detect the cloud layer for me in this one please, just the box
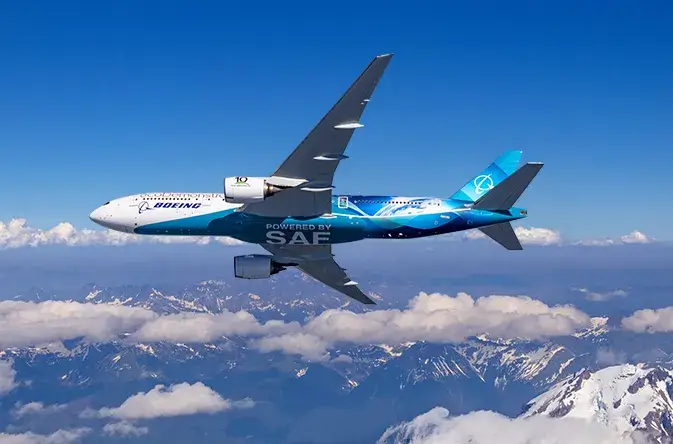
[0,218,657,250]
[376,407,641,444]
[255,292,592,360]
[95,382,253,420]
[0,428,91,444]
[0,300,156,349]
[4,382,249,440]
[0,218,241,249]
[0,292,592,361]
[621,307,673,333]
[464,226,563,246]
[572,287,629,302]
[574,230,654,246]
[12,402,67,419]
[102,421,149,437]
[4,291,672,361]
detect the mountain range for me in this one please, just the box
[3,281,673,443]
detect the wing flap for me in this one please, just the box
[296,260,376,305]
[261,244,376,305]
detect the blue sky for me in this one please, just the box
[1,1,671,240]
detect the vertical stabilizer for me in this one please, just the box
[450,150,522,202]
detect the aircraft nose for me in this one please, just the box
[89,202,114,226]
[89,201,132,233]
[89,206,105,224]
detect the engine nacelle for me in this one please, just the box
[223,176,281,204]
[233,254,286,279]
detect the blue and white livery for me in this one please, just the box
[90,54,544,305]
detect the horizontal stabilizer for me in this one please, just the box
[474,162,543,211]
[479,222,523,250]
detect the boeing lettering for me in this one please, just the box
[153,202,202,209]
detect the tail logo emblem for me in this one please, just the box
[473,174,494,195]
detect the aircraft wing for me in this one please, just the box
[242,53,393,218]
[260,244,376,305]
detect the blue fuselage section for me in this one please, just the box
[133,195,526,245]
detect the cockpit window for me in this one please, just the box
[102,201,110,206]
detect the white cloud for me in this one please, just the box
[576,238,617,246]
[513,227,563,245]
[572,287,628,302]
[95,382,254,420]
[621,307,673,333]
[254,333,332,361]
[0,360,18,396]
[376,407,638,444]
[575,230,655,246]
[0,300,157,349]
[621,230,652,244]
[0,428,91,444]
[4,219,661,250]
[11,402,67,418]
[463,227,658,248]
[130,310,298,344]
[463,226,563,245]
[0,293,591,362]
[102,421,148,437]
[254,292,591,360]
[0,218,241,250]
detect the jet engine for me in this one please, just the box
[224,176,281,203]
[233,254,287,279]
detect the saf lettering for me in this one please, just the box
[266,231,330,245]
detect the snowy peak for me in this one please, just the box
[573,316,610,339]
[523,364,673,443]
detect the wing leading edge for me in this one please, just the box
[242,53,394,218]
[260,244,376,305]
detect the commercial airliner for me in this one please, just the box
[90,53,543,305]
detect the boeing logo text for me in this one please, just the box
[153,202,202,209]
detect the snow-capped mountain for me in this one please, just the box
[523,364,673,443]
[5,282,673,443]
[3,281,621,398]
[24,279,380,321]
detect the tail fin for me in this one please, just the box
[474,162,543,211]
[479,222,522,250]
[474,162,544,250]
[450,150,523,203]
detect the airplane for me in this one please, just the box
[89,53,544,305]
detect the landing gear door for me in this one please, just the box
[337,196,349,209]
